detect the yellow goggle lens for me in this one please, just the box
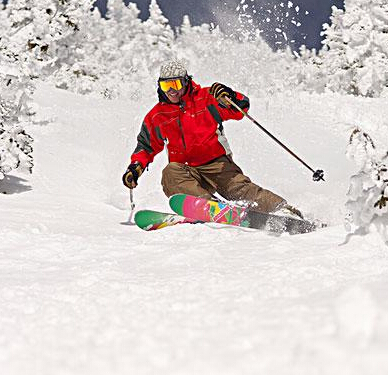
[159,79,183,92]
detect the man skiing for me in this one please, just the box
[123,60,300,216]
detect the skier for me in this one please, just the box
[122,59,301,217]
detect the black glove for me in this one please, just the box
[122,162,143,189]
[374,195,388,209]
[210,82,236,105]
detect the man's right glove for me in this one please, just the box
[122,162,143,189]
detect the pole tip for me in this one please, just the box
[313,169,325,182]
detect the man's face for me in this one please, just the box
[166,86,186,104]
[159,78,186,104]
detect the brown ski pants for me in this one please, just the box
[161,155,285,213]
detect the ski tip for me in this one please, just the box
[134,210,173,230]
[169,194,186,216]
[133,210,149,230]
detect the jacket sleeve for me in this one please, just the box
[217,90,250,121]
[206,87,250,122]
[130,113,165,168]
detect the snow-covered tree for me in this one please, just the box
[174,18,217,74]
[175,19,296,97]
[92,0,175,99]
[345,128,388,242]
[295,45,328,93]
[141,0,175,72]
[4,0,94,80]
[54,0,175,98]
[52,5,105,93]
[0,66,34,180]
[0,3,36,180]
[100,0,140,66]
[106,0,142,44]
[96,0,145,97]
[319,0,388,97]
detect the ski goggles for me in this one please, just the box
[159,78,184,92]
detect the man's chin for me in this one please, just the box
[168,96,180,103]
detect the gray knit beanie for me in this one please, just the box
[159,59,187,79]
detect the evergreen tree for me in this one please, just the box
[96,1,152,99]
[142,0,175,72]
[106,0,142,42]
[4,0,94,78]
[0,3,35,180]
[320,0,388,97]
[295,46,327,93]
[345,128,388,242]
[103,0,143,71]
[0,67,34,180]
[53,5,104,93]
[175,19,296,97]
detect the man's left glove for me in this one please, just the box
[122,162,143,189]
[210,82,236,105]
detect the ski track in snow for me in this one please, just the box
[1,84,388,374]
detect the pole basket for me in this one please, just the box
[313,169,325,182]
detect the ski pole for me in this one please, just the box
[120,189,136,226]
[224,96,325,182]
[126,189,136,224]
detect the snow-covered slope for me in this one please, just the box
[1,84,388,375]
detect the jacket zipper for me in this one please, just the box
[177,108,187,150]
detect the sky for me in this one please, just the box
[95,0,345,50]
[1,0,344,50]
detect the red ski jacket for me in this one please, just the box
[131,80,250,168]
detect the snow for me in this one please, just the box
[2,1,388,371]
[1,82,388,374]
